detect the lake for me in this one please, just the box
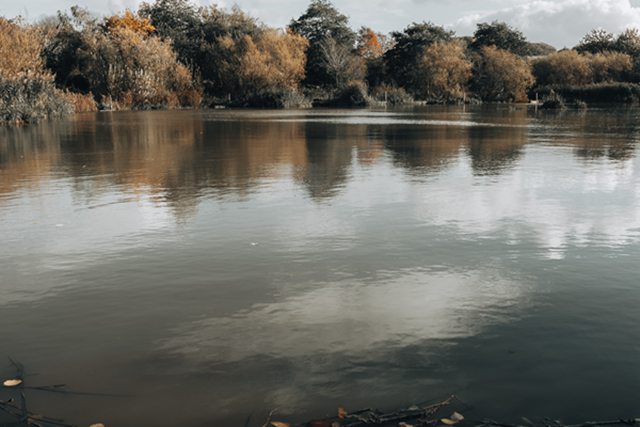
[1,106,639,426]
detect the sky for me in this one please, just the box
[3,0,640,48]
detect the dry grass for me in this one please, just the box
[64,91,98,113]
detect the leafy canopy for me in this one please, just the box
[471,21,528,55]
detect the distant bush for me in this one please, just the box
[540,90,566,110]
[533,50,592,86]
[322,81,372,107]
[371,85,414,105]
[533,50,632,86]
[525,42,556,56]
[0,76,73,123]
[589,52,633,83]
[536,83,640,104]
[244,88,310,108]
[63,91,98,113]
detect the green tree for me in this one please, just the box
[197,5,260,96]
[139,0,201,66]
[615,28,640,57]
[575,28,616,53]
[471,21,528,56]
[525,42,556,56]
[384,22,453,90]
[289,0,356,87]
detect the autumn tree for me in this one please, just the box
[88,23,199,108]
[0,18,47,78]
[0,18,72,122]
[356,27,389,89]
[471,21,528,56]
[472,45,534,102]
[237,29,309,96]
[413,40,472,102]
[357,27,384,59]
[42,8,200,109]
[384,22,453,89]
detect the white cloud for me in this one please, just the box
[3,0,640,47]
[454,0,640,48]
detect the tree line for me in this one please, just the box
[3,0,640,123]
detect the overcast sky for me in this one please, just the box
[3,0,640,48]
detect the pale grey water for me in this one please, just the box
[0,107,639,426]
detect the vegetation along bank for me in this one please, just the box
[3,0,640,124]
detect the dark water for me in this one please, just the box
[1,107,639,427]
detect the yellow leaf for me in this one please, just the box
[441,418,458,425]
[3,379,22,387]
[338,406,347,419]
[271,422,290,427]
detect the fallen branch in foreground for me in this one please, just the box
[260,397,639,427]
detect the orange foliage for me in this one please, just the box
[475,46,534,102]
[416,40,472,101]
[357,27,383,59]
[532,50,592,86]
[237,29,309,93]
[533,50,633,86]
[106,10,155,36]
[63,92,98,112]
[0,18,49,79]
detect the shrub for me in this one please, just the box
[472,45,534,102]
[371,85,414,105]
[533,50,592,86]
[0,76,73,123]
[541,90,566,109]
[323,81,372,107]
[589,51,633,83]
[533,50,633,87]
[63,91,98,112]
[0,18,72,123]
[244,88,310,108]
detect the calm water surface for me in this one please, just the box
[1,107,639,426]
